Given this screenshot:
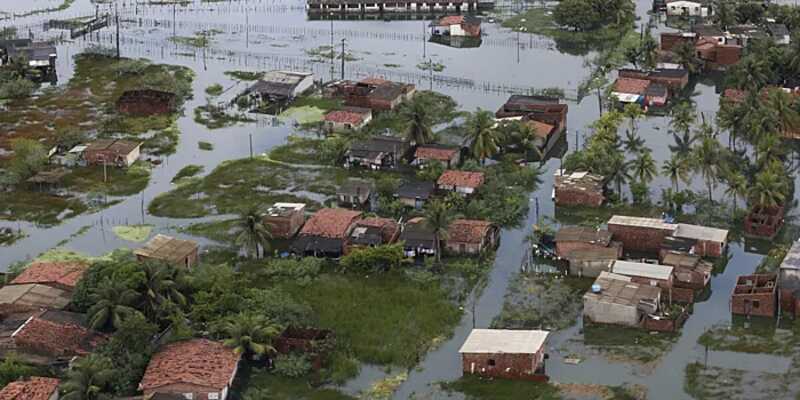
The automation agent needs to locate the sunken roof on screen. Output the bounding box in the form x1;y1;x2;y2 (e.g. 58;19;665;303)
246;71;312;97
11;261;88;289
350;217;399;246
0;377;60;400
347;136;408;159
583;271;661;306
134;234;199;264
140;339;241;392
299;208;362;238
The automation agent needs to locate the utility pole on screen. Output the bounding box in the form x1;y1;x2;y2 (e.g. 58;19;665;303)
422;19;426;58
249;133;253;159
516;29;520;63
172;3;177;39
115;2;120;59
330;15;334;81
340;38;346;81
429;57;433;91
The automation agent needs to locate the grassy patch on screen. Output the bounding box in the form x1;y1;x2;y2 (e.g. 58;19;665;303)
240;369;355;400
225;70;266;81
440;375;562;400
268;137;325;165
194;104;256;129
172;164;204;183
0;228;25;246
112;224;153;242
698;322;798;355
0;191;88;226
685;362;745;400
279;106;327;124
198;141;214;151
584;323;679;364
205;83;224;96
416;61;446;72
279;272;461;367
492;272;583;331
63;161;151;196
180;219;239;244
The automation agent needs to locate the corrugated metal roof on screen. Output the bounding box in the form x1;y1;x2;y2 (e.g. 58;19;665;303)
608;216;676;230
459;329;548;354
612;260;673;281
673;223;728;243
0;284;71;309
583;271;660;306
134;234;198;263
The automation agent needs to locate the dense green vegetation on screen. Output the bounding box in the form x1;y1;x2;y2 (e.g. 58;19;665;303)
440;376;562;400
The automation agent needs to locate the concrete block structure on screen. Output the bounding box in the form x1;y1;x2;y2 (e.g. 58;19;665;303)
459;329;549;381
731;274;777;318
263;203;306;239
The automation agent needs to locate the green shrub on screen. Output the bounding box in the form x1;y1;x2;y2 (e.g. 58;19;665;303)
340;244;404;272
273;354;312;378
0;78;36;99
205;83;224;96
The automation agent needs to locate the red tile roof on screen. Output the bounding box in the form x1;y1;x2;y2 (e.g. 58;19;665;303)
437;170;485;189
415;146;459;161
447;219;495;243
13;317;104;357
11;262;88;289
613;78;650;95
360;77;390;86
299;208;362;239
140;339;241;392
525;120;555;138
722;88;746;103
437;15;465;26
324;109;369;124
0;377;60;400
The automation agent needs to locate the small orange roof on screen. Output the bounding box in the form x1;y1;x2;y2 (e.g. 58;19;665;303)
0;377;60;400
613;78;650;95
437;170;485;189
300;208;362;239
525;120;555;138
438;15;465;26
448;219;495;244
415;146;459;161
140;339;241;392
11;262;88;289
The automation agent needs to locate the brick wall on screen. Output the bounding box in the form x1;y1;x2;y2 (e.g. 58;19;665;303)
608;224;673;253
672;286;695;303
143;383;225;400
461;351;545;380
693;240;723;258
554;188;604;207
731;292;776;317
556;241;608;259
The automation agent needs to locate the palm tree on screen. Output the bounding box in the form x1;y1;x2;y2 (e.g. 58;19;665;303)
731;57;770;91
622;102;644;136
669;131;697;159
693;135;721;202
766;88;800;137
234;208;272;259
221;312;281;360
723;171;748;212
60;355;114;400
786;32;800;76
465;109;499;163
139;262;187;321
607;152;632;198
424;199;455;262
87;278;140;332
400;96;433;145
673;41;700;74
661;155;690;191
622;129;645;153
631;151;657;184
749;170;786;209
755;132;784;168
670;101;696;137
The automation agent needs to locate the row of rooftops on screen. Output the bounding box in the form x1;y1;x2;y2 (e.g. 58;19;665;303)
607;215;729;243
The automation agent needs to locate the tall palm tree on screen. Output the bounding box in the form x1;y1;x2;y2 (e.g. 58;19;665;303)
424;200;455;262
731;57;770;91
631;151;657;184
139;262;187;321
693;135;721;202
234;208;272;259
670;101;696;137
723;171;748;212
661;155;690;191
623;102;644;136
400;96;433;145
607;152;632;198
622;129;645;153
755;132;784;168
749;170;786;209
465;109;499;163
766;88;800;137
221;313;281;360
87;279;140;332
669;131;697;159
60;355;114;400
673;41;700;74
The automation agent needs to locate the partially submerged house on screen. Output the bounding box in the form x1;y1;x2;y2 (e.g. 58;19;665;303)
26;168;70;192
139;339;241;400
83;139;142;168
262;202;306;239
661;251;712;302
400;217;436;258
0;40;57;79
731;274;777;318
0;261;88;310
134;234;200;269
610;77;652;106
555;226;621;277
0;376;60;400
495;95;568;129
607;216;728;257
0;310;105;366
116;89;176;117
330;78;416;111
394;181;436;209
430;15;481;38
344;136;410;170
778;241;800;318
445;219;499;255
459;329;549;381
744;205;784;238
437;170;484;196
291;208;362;257
323;107;372;133
413;144;461;169
610;260;674;301
583;271;661;327
337;179;373;209
553;170;604;207
665;0;711;17
349;217;400;248
242;71;314;105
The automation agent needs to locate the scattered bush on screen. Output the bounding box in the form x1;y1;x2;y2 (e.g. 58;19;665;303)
340;244;404;272
273;354;312;378
0;78;36;99
205;83;224;96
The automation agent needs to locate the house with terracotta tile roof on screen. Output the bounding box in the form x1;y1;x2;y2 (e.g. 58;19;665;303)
445;219;499;255
11;262;88;292
291;208;363;257
413;144;461;169
610;77;650;105
0;377;60;400
323;107;372;133
135;234;200;269
437;170;485;196
0;310;104;366
140;339;241;400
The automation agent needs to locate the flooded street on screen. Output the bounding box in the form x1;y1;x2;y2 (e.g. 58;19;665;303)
1;0;796;398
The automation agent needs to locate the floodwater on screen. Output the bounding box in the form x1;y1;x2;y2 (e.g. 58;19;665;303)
0;0;796;399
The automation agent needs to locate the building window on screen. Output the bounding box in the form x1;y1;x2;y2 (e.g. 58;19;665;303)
753;300;760;309
488;359;496;366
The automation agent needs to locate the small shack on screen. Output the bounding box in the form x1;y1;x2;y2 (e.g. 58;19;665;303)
263;203;306;239
394;181;436;210
731;274;777;318
437;170;485;196
400;217;436;258
445;219;498;255
134;234;200;269
778;241;800;318
553;170;604;207
334;77;416;111
323;107;372;133
610;260;674;303
583;271;661;327
671;224;728;257
344;136;410;170
337;179;373;209
291;208;362;258
459;329;549;381
555;226;621;277
116;89;176;117
430;15;481;38
26;168;69;192
243;71;314;105
413;144;461;169
84;139;141;168
495;95;568;130
349;217;400;248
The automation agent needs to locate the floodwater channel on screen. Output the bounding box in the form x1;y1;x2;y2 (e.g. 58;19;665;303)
1;0;798;398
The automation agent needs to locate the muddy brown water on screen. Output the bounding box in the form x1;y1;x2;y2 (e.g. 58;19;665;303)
1;0;798;398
